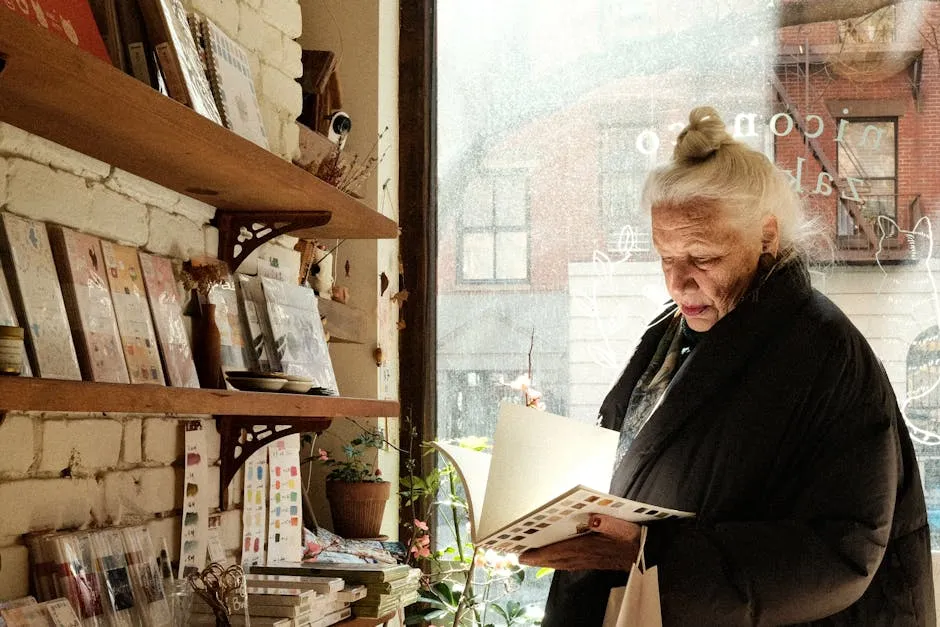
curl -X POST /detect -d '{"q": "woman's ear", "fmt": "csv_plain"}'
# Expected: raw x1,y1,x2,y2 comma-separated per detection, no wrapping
761,215,779,256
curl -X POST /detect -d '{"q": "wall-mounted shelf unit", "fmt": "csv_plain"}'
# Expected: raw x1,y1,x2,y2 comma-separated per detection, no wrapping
0,13,401,508
0,377,399,506
0,10,398,270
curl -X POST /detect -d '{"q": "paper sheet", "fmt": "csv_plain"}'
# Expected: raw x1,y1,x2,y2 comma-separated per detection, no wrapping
241,447,269,568
179,422,210,578
266,434,303,564
478,403,620,540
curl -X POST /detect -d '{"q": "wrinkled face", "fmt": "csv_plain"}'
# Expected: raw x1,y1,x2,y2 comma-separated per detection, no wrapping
652,201,775,332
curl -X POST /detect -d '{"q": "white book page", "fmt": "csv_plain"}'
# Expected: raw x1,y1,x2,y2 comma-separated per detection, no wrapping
432,442,492,541
477,402,620,540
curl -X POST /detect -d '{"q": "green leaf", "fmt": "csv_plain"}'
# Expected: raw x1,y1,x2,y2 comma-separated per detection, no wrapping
432,581,456,605
491,604,510,622
535,567,554,579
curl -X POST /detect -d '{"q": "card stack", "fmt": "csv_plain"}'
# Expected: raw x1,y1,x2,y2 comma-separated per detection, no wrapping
249,563,421,619
190,574,360,627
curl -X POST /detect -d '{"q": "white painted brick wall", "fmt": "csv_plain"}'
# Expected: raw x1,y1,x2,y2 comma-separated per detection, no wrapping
0,0,315,601
122,418,142,466
0,478,104,537
39,419,123,475
189,0,241,35
259,0,301,37
0,415,34,476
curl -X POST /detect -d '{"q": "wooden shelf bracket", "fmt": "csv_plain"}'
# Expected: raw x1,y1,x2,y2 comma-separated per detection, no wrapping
215,211,332,271
217,415,333,508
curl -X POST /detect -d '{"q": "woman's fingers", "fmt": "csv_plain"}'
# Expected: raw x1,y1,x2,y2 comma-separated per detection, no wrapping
517,521,642,571
588,514,642,543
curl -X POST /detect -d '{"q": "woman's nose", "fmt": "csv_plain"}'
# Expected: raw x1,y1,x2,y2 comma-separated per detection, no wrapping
667,263,696,294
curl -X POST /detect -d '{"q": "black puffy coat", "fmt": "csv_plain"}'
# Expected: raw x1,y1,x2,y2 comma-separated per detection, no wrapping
543,260,935,626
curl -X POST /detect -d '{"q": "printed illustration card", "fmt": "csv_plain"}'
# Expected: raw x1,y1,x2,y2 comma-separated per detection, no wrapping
49,226,129,383
100,242,166,385
0,213,81,380
266,434,303,565
241,447,269,568
139,252,199,388
179,422,210,579
236,274,278,372
208,279,249,374
0,257,32,376
434,403,694,554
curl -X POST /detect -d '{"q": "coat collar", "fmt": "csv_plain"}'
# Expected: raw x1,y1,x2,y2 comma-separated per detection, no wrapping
606,257,815,496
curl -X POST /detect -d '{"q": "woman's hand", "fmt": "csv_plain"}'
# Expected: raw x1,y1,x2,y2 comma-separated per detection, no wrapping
518,514,642,571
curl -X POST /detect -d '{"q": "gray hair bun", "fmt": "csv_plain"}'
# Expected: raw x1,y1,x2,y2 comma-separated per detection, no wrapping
673,106,734,162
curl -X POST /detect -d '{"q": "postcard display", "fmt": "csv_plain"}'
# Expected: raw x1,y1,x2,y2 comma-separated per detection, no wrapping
49,227,129,384
139,252,200,388
0,214,81,380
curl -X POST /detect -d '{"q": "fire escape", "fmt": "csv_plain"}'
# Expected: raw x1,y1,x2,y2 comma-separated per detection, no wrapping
774,7,925,263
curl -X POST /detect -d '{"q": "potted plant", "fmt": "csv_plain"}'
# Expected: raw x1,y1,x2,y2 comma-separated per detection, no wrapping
317,430,390,538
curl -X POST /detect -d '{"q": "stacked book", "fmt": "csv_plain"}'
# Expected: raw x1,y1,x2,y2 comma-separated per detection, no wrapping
190,574,364,627
250,563,422,619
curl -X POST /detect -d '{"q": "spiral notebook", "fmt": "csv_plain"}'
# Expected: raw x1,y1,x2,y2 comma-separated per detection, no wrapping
197,14,268,148
138,0,221,123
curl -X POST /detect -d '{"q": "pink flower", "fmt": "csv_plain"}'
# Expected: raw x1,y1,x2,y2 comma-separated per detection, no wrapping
411,544,431,558
417,535,430,547
414,519,429,531
317,449,329,461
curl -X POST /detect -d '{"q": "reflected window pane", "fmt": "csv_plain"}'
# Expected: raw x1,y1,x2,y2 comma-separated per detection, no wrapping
495,231,528,279
461,232,494,280
461,179,494,227
494,177,527,227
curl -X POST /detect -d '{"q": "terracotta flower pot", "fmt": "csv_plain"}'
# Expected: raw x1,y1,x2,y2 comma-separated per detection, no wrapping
325,480,391,539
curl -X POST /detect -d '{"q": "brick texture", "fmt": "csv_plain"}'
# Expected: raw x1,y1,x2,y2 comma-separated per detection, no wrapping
0,0,308,599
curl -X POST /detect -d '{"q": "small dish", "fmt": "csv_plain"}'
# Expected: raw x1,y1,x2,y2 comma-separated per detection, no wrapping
224,370,284,379
226,376,288,392
280,374,314,394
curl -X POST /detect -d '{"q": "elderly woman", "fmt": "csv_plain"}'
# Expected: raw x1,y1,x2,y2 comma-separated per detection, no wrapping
520,107,935,625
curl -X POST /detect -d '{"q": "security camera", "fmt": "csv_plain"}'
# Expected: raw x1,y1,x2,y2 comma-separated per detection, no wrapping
327,111,352,147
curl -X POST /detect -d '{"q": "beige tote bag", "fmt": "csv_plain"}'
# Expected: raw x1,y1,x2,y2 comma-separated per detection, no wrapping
602,526,663,627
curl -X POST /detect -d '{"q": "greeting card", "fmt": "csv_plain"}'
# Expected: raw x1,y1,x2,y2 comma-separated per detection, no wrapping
100,242,165,385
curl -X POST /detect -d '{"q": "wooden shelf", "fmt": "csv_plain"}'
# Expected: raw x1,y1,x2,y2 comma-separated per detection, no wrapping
0,377,398,418
0,11,398,242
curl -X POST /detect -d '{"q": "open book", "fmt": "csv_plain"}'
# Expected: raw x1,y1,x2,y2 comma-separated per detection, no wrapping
433,403,694,554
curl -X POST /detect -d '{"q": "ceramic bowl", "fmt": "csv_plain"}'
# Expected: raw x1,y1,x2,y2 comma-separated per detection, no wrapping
226,376,288,392
280,374,314,394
